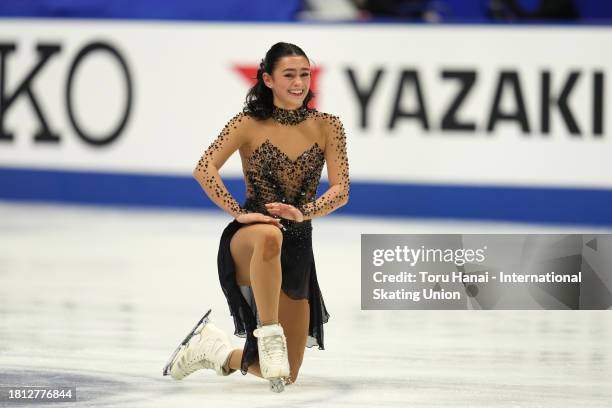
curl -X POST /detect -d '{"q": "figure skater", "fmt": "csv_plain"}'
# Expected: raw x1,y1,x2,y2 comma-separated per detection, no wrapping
163,42,350,392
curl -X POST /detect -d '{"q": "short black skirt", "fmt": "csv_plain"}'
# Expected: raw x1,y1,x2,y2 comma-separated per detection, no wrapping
217,217,330,374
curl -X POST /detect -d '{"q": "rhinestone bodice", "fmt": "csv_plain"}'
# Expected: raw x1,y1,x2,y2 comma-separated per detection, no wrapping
243,138,325,216
194,107,350,223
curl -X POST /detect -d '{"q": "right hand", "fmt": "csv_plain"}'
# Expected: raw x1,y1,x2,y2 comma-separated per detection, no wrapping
236,212,285,230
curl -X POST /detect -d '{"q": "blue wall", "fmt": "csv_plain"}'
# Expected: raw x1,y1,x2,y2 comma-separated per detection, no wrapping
0,0,303,21
0,1,611,22
1,167,611,226
442,0,612,21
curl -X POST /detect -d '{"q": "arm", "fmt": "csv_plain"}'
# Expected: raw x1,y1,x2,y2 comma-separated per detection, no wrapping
193,112,249,219
300,114,350,220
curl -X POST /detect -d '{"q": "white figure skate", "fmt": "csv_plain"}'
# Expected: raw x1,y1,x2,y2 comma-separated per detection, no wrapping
253,323,290,393
163,309,235,379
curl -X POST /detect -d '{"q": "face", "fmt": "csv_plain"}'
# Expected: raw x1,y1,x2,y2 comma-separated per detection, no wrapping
263,55,311,110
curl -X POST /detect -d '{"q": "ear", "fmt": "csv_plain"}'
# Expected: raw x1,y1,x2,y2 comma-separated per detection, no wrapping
262,72,273,89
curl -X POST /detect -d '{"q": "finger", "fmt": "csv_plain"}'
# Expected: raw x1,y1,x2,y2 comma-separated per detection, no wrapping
267,217,283,228
267,219,285,230
268,216,284,227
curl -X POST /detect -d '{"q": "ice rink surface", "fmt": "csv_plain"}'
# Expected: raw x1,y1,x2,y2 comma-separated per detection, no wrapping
1,201,611,407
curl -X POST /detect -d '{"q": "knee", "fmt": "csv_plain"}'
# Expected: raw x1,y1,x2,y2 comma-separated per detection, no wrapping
255,226,282,261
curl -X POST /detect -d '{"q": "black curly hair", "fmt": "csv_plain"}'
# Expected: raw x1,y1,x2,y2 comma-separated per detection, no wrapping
243,42,315,120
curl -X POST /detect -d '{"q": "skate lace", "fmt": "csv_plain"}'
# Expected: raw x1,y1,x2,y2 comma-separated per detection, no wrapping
261,334,286,362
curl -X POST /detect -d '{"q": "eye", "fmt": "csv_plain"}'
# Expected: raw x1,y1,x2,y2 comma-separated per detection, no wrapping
301,73,310,77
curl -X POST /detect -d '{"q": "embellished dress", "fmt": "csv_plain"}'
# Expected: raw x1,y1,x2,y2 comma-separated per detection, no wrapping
194,105,350,374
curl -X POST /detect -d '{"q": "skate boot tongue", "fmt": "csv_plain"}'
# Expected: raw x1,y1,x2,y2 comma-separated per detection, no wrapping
254,323,284,337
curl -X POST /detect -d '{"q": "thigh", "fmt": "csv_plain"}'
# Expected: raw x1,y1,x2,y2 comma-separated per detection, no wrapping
278,290,310,383
229,223,283,286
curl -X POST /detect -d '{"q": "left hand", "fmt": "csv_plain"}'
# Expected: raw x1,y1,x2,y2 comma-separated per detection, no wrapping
265,202,304,223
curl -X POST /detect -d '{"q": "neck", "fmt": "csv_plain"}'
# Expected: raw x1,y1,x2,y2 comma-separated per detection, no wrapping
270,104,309,125
273,104,303,111
272,98,303,111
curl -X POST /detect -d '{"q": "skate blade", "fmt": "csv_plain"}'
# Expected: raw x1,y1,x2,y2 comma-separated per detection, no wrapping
162,309,212,376
269,378,285,393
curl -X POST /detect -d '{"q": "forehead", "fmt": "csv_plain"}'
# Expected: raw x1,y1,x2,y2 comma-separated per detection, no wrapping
274,55,310,71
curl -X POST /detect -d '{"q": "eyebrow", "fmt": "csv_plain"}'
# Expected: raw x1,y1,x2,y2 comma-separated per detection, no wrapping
282,68,310,72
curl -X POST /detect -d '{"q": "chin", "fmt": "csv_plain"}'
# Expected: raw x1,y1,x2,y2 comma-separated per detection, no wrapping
286,101,304,109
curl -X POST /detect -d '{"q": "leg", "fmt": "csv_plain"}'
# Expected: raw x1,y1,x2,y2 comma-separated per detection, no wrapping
226,223,282,377
229,223,283,325
227,349,262,378
278,290,309,384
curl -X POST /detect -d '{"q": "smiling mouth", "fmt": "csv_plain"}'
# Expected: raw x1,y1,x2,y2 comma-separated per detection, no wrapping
288,90,304,96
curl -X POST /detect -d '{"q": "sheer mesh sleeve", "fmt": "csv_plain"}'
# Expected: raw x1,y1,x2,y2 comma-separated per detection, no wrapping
300,114,350,220
193,112,249,219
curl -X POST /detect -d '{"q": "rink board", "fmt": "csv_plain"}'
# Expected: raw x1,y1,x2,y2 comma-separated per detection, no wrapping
0,20,611,224
1,166,612,225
